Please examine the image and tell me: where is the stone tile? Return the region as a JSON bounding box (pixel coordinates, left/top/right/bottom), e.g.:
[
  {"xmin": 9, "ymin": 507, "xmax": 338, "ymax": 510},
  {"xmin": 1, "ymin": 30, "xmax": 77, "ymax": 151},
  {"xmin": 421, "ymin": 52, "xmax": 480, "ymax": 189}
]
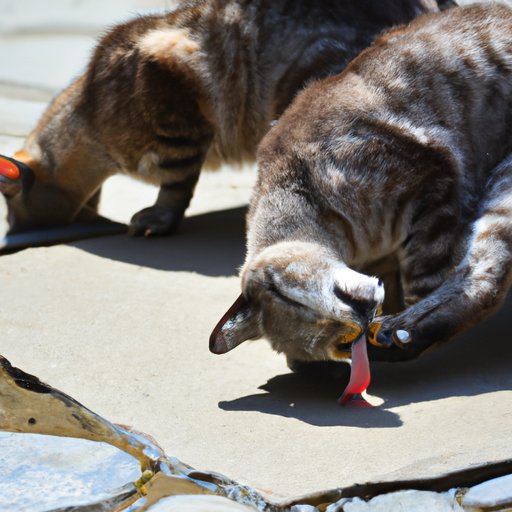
[
  {"xmin": 0, "ymin": 34, "xmax": 93, "ymax": 91},
  {"xmin": 0, "ymin": 134, "xmax": 23, "ymax": 155},
  {"xmin": 341, "ymin": 490, "xmax": 463, "ymax": 512},
  {"xmin": 145, "ymin": 495, "xmax": 257, "ymax": 511},
  {"xmin": 99, "ymin": 166, "xmax": 256, "ymax": 226},
  {"xmin": 0, "ymin": 432, "xmax": 140, "ymax": 511},
  {"xmin": 2, "ymin": 243, "xmax": 512, "ymax": 498},
  {"xmin": 462, "ymin": 474, "xmax": 512, "ymax": 509},
  {"xmin": 0, "ymin": 96, "xmax": 47, "ymax": 137},
  {"xmin": 0, "ymin": 0, "xmax": 177, "ymax": 33},
  {"xmin": 0, "ymin": 1, "xmax": 179, "ymax": 93}
]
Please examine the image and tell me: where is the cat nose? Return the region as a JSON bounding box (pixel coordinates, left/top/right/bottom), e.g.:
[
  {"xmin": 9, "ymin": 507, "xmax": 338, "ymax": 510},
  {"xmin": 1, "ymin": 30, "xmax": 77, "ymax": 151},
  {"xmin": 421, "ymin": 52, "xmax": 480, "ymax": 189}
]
[
  {"xmin": 333, "ymin": 285, "xmax": 377, "ymax": 325},
  {"xmin": 351, "ymin": 304, "xmax": 377, "ymax": 329},
  {"xmin": 354, "ymin": 303, "xmax": 377, "ymax": 325}
]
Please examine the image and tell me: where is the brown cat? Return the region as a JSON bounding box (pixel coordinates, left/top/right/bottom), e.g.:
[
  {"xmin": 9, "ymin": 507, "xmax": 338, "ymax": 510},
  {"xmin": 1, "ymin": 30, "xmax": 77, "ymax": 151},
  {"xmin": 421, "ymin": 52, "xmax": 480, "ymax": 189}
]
[
  {"xmin": 0, "ymin": 0, "xmax": 446, "ymax": 235},
  {"xmin": 210, "ymin": 3, "xmax": 512, "ymax": 364}
]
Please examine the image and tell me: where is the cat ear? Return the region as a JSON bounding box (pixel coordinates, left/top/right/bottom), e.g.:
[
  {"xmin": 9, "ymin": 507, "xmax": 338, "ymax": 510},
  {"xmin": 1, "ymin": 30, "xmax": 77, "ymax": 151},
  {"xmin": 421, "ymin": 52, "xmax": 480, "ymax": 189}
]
[{"xmin": 209, "ymin": 294, "xmax": 262, "ymax": 354}]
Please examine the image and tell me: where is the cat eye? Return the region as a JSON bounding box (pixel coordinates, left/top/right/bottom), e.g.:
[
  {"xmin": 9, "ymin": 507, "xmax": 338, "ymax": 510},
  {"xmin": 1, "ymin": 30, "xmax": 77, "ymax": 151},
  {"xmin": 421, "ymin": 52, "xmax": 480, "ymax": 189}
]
[{"xmin": 266, "ymin": 281, "xmax": 304, "ymax": 309}]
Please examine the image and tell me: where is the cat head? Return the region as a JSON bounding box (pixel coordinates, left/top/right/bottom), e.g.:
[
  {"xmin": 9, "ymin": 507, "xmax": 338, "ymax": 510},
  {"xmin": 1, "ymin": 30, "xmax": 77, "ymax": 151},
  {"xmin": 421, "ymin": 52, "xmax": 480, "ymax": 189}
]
[{"xmin": 210, "ymin": 241, "xmax": 384, "ymax": 364}]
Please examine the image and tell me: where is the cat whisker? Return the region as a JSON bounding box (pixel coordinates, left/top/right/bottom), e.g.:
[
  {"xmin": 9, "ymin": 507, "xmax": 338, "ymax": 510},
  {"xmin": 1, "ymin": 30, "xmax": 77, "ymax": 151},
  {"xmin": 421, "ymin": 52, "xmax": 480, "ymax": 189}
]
[{"xmin": 305, "ymin": 323, "xmax": 330, "ymax": 355}]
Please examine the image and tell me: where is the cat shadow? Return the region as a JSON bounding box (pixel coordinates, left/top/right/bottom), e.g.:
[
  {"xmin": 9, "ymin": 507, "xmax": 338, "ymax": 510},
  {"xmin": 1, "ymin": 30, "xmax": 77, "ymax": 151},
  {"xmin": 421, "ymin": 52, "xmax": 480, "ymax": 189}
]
[
  {"xmin": 220, "ymin": 293, "xmax": 512, "ymax": 428},
  {"xmin": 71, "ymin": 207, "xmax": 247, "ymax": 277},
  {"xmin": 372, "ymin": 294, "xmax": 512, "ymax": 408},
  {"xmin": 219, "ymin": 362, "xmax": 404, "ymax": 428}
]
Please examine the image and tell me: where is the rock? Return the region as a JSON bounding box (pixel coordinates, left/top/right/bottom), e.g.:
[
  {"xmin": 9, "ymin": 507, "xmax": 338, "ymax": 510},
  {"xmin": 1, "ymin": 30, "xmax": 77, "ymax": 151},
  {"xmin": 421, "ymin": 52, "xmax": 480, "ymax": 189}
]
[
  {"xmin": 462, "ymin": 474, "xmax": 512, "ymax": 509},
  {"xmin": 341, "ymin": 490, "xmax": 463, "ymax": 511},
  {"xmin": 144, "ymin": 494, "xmax": 257, "ymax": 511},
  {"xmin": 0, "ymin": 432, "xmax": 139, "ymax": 511}
]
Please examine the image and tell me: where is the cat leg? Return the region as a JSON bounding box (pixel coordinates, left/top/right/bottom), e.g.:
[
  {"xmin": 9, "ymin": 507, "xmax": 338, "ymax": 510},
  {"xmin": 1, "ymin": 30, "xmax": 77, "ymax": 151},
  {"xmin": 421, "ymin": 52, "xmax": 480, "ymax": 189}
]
[
  {"xmin": 128, "ymin": 132, "xmax": 210, "ymax": 236},
  {"xmin": 371, "ymin": 157, "xmax": 512, "ymax": 360},
  {"xmin": 129, "ymin": 172, "xmax": 200, "ymax": 237},
  {"xmin": 74, "ymin": 187, "xmax": 102, "ymax": 222}
]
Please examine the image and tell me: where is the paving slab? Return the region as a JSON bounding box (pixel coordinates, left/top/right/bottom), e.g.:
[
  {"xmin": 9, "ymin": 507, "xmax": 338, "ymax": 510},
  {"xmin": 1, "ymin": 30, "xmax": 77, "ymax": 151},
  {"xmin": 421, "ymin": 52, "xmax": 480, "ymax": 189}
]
[
  {"xmin": 2, "ymin": 227, "xmax": 512, "ymax": 498},
  {"xmin": 1, "ymin": 0, "xmax": 512, "ymax": 503}
]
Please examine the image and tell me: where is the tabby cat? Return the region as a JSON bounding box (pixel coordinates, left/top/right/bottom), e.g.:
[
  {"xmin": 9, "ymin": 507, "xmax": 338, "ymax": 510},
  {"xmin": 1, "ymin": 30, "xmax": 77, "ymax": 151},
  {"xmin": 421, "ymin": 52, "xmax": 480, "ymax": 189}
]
[
  {"xmin": 1, "ymin": 0, "xmax": 445, "ymax": 235},
  {"xmin": 210, "ymin": 3, "xmax": 512, "ymax": 363}
]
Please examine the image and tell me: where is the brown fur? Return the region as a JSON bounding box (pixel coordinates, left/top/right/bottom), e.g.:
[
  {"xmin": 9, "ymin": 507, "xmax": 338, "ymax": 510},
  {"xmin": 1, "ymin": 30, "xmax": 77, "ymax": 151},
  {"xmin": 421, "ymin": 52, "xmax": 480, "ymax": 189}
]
[
  {"xmin": 3, "ymin": 0, "xmax": 442, "ymax": 235},
  {"xmin": 210, "ymin": 3, "xmax": 512, "ymax": 365}
]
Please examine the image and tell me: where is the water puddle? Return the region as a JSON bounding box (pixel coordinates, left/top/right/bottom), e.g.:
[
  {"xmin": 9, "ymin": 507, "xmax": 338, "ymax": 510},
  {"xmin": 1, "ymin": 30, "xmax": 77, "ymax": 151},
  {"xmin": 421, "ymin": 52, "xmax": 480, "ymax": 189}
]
[
  {"xmin": 0, "ymin": 354, "xmax": 280, "ymax": 511},
  {"xmin": 0, "ymin": 432, "xmax": 139, "ymax": 511},
  {"xmin": 2, "ymin": 353, "xmax": 512, "ymax": 511}
]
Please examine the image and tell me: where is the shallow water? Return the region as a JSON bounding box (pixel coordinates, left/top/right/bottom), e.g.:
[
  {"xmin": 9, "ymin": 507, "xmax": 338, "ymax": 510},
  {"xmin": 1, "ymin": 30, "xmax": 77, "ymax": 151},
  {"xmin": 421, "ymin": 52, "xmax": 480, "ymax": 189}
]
[
  {"xmin": 0, "ymin": 432, "xmax": 139, "ymax": 511},
  {"xmin": 0, "ymin": 354, "xmax": 273, "ymax": 511}
]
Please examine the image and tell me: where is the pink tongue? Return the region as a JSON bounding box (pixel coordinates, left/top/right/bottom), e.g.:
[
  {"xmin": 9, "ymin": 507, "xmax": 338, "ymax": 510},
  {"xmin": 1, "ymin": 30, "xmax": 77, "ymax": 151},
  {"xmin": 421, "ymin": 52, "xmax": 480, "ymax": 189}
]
[{"xmin": 339, "ymin": 334, "xmax": 372, "ymax": 406}]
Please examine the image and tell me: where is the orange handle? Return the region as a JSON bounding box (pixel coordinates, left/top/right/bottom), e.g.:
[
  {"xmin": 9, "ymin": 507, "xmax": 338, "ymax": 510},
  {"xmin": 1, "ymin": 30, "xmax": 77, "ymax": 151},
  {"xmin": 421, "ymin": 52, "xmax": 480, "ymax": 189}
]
[{"xmin": 0, "ymin": 156, "xmax": 21, "ymax": 181}]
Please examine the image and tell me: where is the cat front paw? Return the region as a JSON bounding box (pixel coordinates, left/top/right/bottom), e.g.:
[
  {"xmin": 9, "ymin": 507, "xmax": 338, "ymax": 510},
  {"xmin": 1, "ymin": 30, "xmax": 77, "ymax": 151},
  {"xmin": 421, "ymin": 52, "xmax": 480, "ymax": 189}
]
[
  {"xmin": 129, "ymin": 206, "xmax": 183, "ymax": 237},
  {"xmin": 366, "ymin": 316, "xmax": 424, "ymax": 362}
]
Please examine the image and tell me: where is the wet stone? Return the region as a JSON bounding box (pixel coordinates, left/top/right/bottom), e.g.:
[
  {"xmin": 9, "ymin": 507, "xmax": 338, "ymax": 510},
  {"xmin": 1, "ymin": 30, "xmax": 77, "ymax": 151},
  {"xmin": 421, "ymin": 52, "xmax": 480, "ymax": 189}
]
[
  {"xmin": 462, "ymin": 474, "xmax": 512, "ymax": 509},
  {"xmin": 341, "ymin": 490, "xmax": 463, "ymax": 511},
  {"xmin": 0, "ymin": 432, "xmax": 140, "ymax": 511},
  {"xmin": 143, "ymin": 494, "xmax": 258, "ymax": 511}
]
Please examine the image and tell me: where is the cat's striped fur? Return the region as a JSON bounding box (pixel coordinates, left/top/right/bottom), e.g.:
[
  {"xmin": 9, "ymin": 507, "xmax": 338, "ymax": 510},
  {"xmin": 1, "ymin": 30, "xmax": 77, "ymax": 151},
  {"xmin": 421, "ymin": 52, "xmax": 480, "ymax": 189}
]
[
  {"xmin": 3, "ymin": 0, "xmax": 444, "ymax": 235},
  {"xmin": 210, "ymin": 3, "xmax": 512, "ymax": 363}
]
